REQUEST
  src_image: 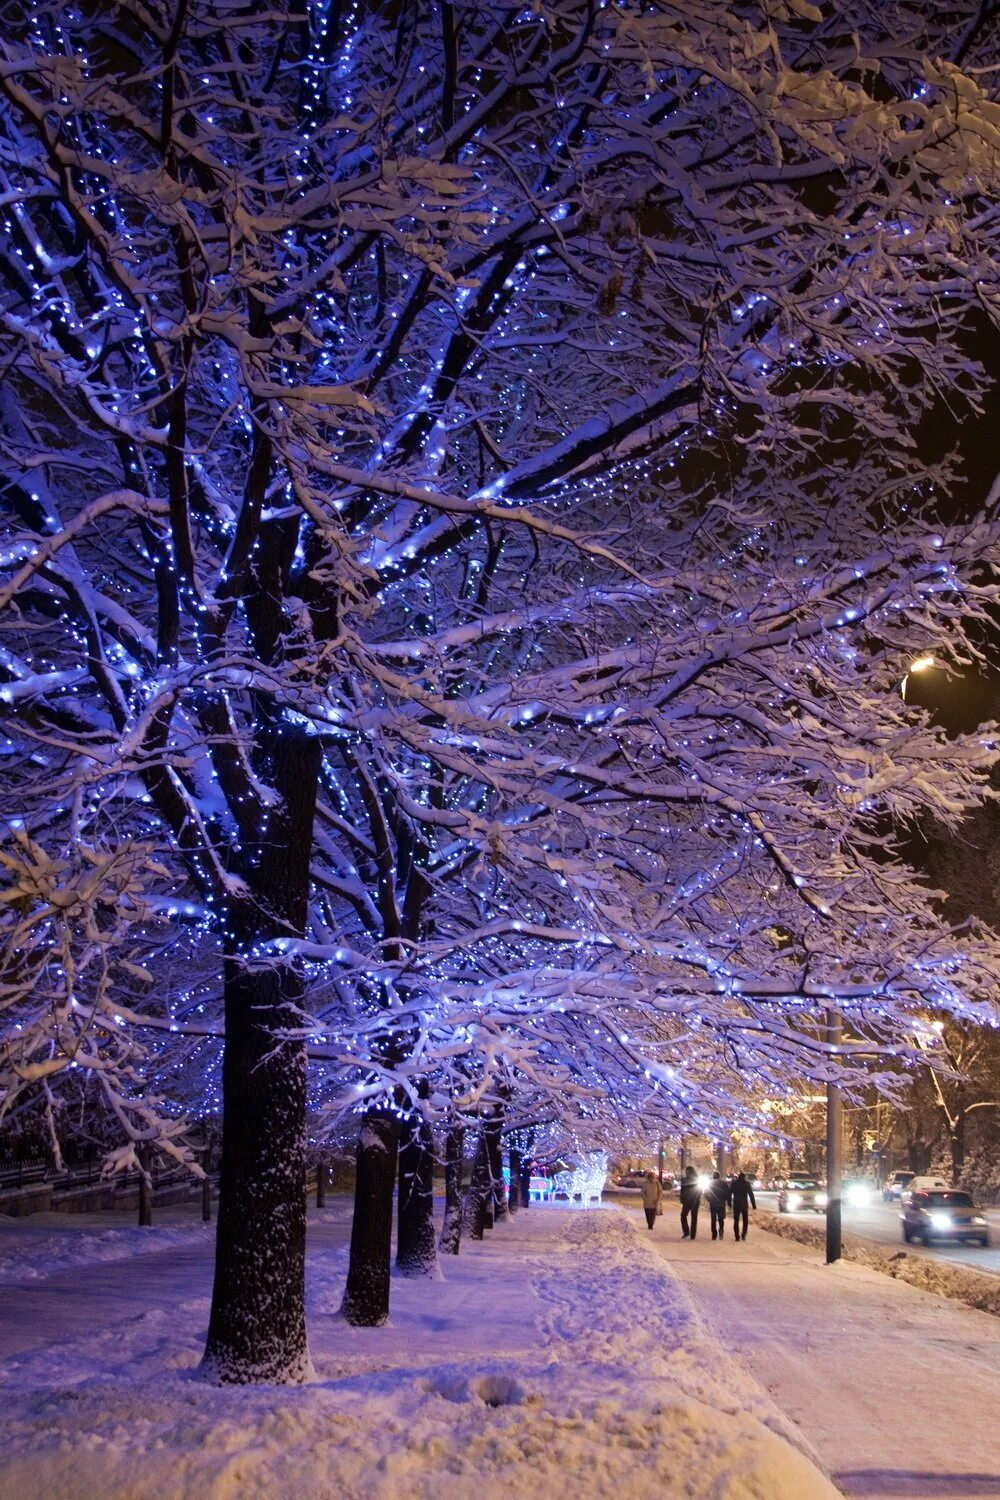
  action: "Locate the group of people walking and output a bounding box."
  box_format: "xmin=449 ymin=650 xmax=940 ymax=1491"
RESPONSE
xmin=641 ymin=1165 xmax=756 ymax=1241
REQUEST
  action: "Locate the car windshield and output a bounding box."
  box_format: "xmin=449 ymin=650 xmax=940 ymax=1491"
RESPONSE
xmin=789 ymin=1181 xmax=819 ymax=1189
xmin=922 ymin=1191 xmax=974 ymax=1208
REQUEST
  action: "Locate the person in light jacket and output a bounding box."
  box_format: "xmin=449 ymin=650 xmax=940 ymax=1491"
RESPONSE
xmin=730 ymin=1171 xmax=757 ymax=1241
xmin=640 ymin=1171 xmax=662 ymax=1230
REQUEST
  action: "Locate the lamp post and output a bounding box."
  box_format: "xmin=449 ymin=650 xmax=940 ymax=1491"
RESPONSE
xmin=826 ymin=1010 xmax=843 ymax=1264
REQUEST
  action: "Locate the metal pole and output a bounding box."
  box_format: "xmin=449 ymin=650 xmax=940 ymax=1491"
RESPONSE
xmin=657 ymin=1139 xmax=665 ymax=1184
xmin=826 ymin=1010 xmax=843 ymax=1264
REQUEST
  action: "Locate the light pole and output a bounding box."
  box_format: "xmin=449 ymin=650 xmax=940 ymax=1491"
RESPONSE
xmin=826 ymin=1010 xmax=843 ymax=1263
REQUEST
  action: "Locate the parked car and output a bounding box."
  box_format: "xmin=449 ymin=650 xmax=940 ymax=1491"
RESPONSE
xmin=881 ymin=1170 xmax=915 ymax=1202
xmin=901 ymin=1190 xmax=990 ymax=1246
xmin=778 ymin=1178 xmax=827 ymax=1213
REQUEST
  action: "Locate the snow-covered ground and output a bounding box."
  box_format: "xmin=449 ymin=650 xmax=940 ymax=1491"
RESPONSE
xmin=629 ymin=1198 xmax=1000 ymax=1499
xmin=0 ymin=1202 xmax=838 ymax=1500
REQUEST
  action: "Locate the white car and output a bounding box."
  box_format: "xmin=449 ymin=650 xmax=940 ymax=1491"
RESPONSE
xmin=778 ymin=1178 xmax=827 ymax=1213
xmin=902 ymin=1174 xmax=950 ymax=1203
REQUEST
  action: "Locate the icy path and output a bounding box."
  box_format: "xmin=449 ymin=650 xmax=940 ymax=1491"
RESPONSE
xmin=644 ymin=1210 xmax=1000 ymax=1499
xmin=0 ymin=1203 xmax=836 ymax=1500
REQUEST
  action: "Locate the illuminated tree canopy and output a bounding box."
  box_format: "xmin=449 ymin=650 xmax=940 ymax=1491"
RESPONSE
xmin=1 ymin=0 xmax=999 ymax=1380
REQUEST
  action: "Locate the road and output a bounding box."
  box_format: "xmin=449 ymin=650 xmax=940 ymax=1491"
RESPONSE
xmin=756 ymin=1190 xmax=1000 ymax=1277
xmin=651 ymin=1223 xmax=1000 ymax=1499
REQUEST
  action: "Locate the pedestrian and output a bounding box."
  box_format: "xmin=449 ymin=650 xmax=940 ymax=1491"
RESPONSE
xmin=706 ymin=1171 xmax=728 ymax=1240
xmin=679 ymin=1165 xmax=701 ymax=1239
xmin=730 ymin=1171 xmax=757 ymax=1241
xmin=640 ymin=1170 xmax=662 ymax=1230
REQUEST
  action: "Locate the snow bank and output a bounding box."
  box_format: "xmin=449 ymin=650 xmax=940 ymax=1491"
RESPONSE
xmin=0 ymin=1207 xmax=838 ymax=1499
xmin=756 ymin=1210 xmax=1000 ymax=1316
xmin=0 ymin=1218 xmax=212 ymax=1284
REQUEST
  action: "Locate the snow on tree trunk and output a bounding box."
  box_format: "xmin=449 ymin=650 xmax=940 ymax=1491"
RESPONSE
xmin=202 ymin=724 xmax=320 ymax=1386
xmin=464 ymin=1131 xmax=492 ymax=1240
xmin=951 ymin=1114 xmax=967 ymax=1184
xmin=137 ymin=1144 xmax=153 ymax=1228
xmin=508 ymin=1147 xmax=521 ymax=1213
xmin=341 ymin=1108 xmax=400 ymax=1326
xmin=486 ymin=1114 xmax=507 ymax=1222
xmin=439 ymin=1125 xmax=465 ymax=1255
xmin=396 ymin=1110 xmax=439 ymax=1278
xmin=202 ymin=961 xmax=310 ymax=1383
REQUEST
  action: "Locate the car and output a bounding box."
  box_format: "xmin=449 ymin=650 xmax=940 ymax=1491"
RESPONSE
xmin=902 ymin=1174 xmax=950 ymax=1202
xmin=613 ymin=1171 xmax=652 ymax=1191
xmin=881 ymin=1170 xmax=915 ymax=1202
xmin=842 ymin=1177 xmax=874 ymax=1208
xmin=901 ymin=1189 xmax=990 ymax=1246
xmin=778 ymin=1178 xmax=828 ymax=1213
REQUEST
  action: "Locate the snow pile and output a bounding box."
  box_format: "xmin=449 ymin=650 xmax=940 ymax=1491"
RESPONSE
xmin=0 ymin=1207 xmax=838 ymax=1499
xmin=0 ymin=1219 xmax=212 ymax=1285
xmin=756 ymin=1210 xmax=1000 ymax=1316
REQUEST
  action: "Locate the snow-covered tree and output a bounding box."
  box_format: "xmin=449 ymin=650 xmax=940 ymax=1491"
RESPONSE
xmin=1 ymin=0 xmax=1000 ymax=1380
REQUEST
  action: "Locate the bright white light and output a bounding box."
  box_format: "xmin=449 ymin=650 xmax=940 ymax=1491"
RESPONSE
xmin=697 ymin=1174 xmax=713 ymax=1193
xmin=845 ymin=1182 xmax=871 ymax=1208
xmin=929 ymin=1211 xmax=952 ymax=1231
xmin=786 ymin=1192 xmax=802 ymax=1209
xmin=909 ymin=655 xmax=936 ymax=674
xmin=816 ymin=1191 xmax=828 ymax=1207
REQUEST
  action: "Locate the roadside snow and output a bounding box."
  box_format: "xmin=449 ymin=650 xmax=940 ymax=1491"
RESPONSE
xmin=0 ymin=1206 xmax=838 ymax=1500
xmin=0 ymin=1217 xmax=213 ymax=1285
xmin=756 ymin=1208 xmax=1000 ymax=1316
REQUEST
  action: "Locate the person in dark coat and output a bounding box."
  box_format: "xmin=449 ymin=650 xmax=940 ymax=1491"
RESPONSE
xmin=706 ymin=1171 xmax=729 ymax=1240
xmin=679 ymin=1165 xmax=701 ymax=1240
xmin=730 ymin=1171 xmax=757 ymax=1241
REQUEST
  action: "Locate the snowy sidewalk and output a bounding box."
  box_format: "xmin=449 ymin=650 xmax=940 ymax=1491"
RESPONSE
xmin=0 ymin=1204 xmax=837 ymax=1500
xmin=641 ymin=1206 xmax=1000 ymax=1498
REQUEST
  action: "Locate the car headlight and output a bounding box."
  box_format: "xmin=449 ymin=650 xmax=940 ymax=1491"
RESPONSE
xmin=929 ymin=1211 xmax=952 ymax=1231
xmin=846 ymin=1183 xmax=870 ymax=1207
xmin=697 ymin=1174 xmax=713 ymax=1193
xmin=787 ymin=1193 xmax=801 ymax=1209
xmin=972 ymin=1216 xmax=986 ymax=1225
xmin=816 ymin=1192 xmax=828 ymax=1207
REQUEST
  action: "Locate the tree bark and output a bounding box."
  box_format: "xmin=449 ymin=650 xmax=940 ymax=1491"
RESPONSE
xmin=137 ymin=1143 xmax=153 ymax=1227
xmin=950 ymin=1112 xmax=966 ymax=1183
xmin=520 ymin=1159 xmax=533 ymax=1207
xmin=341 ymin=1107 xmax=400 ymax=1325
xmin=202 ymin=724 xmax=320 ymax=1385
xmin=396 ymin=1110 xmax=439 ymax=1277
xmin=485 ymin=1113 xmax=507 ymax=1221
xmin=439 ymin=1124 xmax=465 ymax=1254
xmin=508 ymin=1147 xmax=521 ymax=1213
xmin=464 ymin=1130 xmax=492 ymax=1240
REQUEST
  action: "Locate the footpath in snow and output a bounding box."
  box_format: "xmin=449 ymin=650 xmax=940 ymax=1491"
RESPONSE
xmin=636 ymin=1201 xmax=1000 ymax=1499
xmin=0 ymin=1203 xmax=837 ymax=1500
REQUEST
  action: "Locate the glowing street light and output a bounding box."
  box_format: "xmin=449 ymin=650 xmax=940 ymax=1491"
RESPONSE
xmin=901 ymin=654 xmax=938 ymax=701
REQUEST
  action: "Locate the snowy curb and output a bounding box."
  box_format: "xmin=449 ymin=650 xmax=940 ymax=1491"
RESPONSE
xmin=0 ymin=1220 xmax=212 ymax=1285
xmin=756 ymin=1210 xmax=1000 ymax=1317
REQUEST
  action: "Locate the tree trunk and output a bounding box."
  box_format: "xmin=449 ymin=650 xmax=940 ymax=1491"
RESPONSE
xmin=202 ymin=724 xmax=320 ymax=1385
xmin=341 ymin=1107 xmax=400 ymax=1325
xmin=137 ymin=1144 xmax=153 ymax=1227
xmin=950 ymin=1113 xmax=966 ymax=1184
xmin=508 ymin=1147 xmax=521 ymax=1213
xmin=439 ymin=1124 xmax=465 ymax=1255
xmin=520 ymin=1159 xmax=532 ymax=1207
xmin=464 ymin=1130 xmax=492 ymax=1240
xmin=396 ymin=1111 xmax=439 ymax=1277
xmin=485 ymin=1114 xmax=507 ymax=1222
